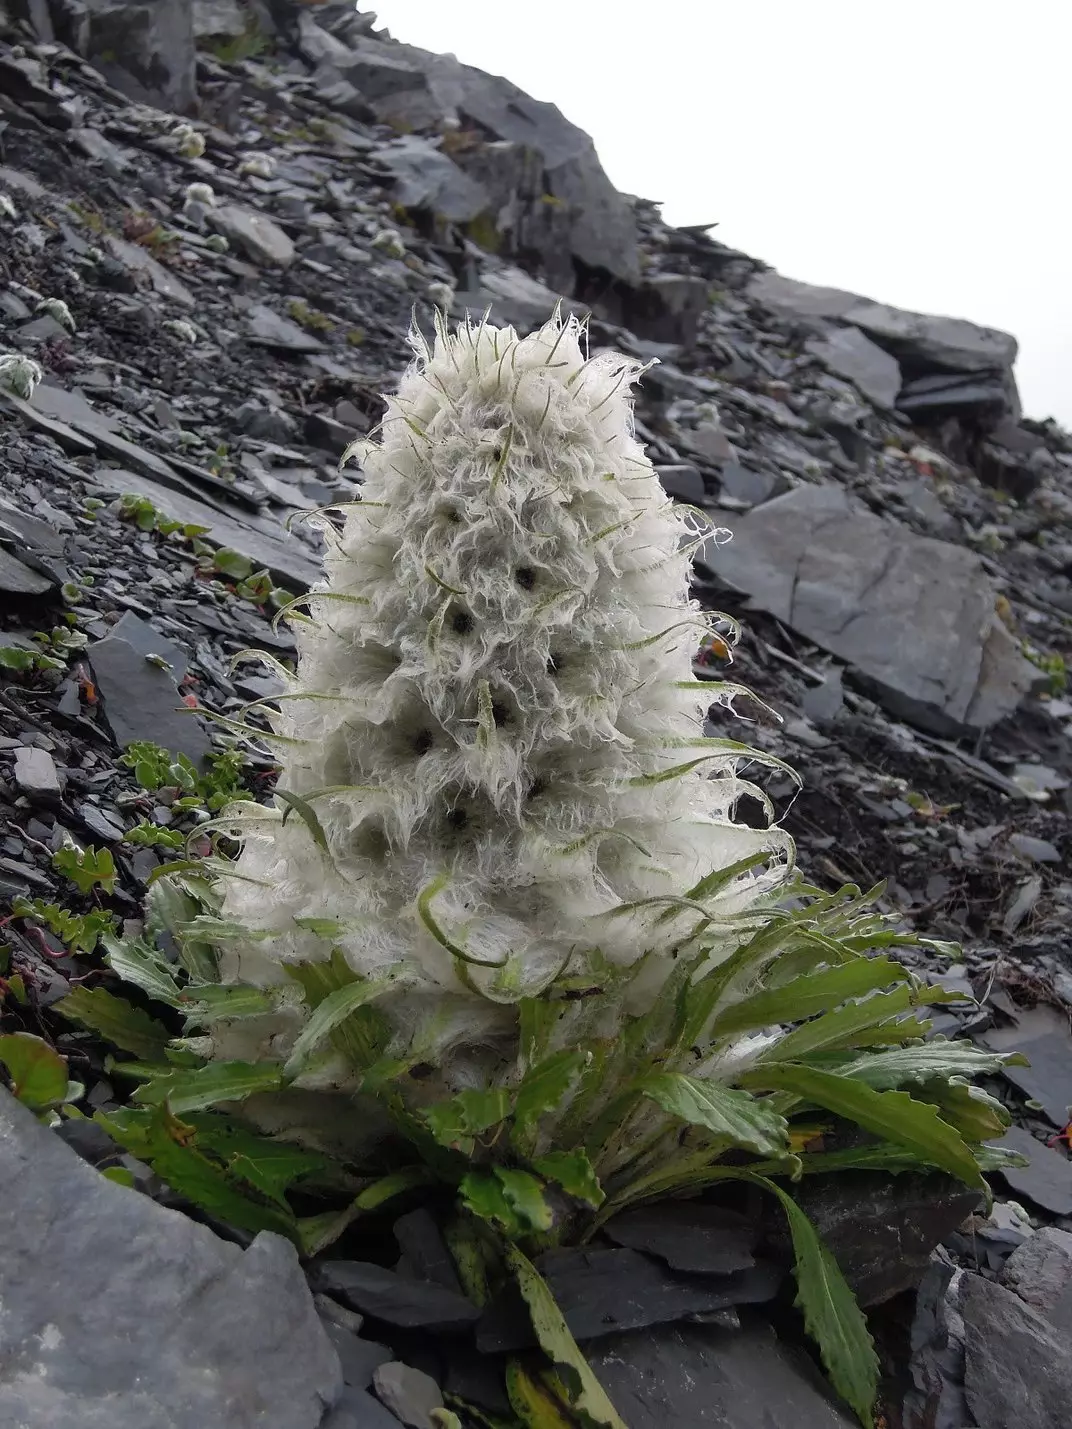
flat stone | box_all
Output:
[246,304,326,353]
[685,420,736,464]
[104,236,196,308]
[1001,1228,1072,1334]
[699,483,1034,734]
[0,545,54,594]
[393,1208,464,1293]
[586,1315,854,1428]
[623,273,710,347]
[0,1090,342,1428]
[87,469,321,592]
[996,1125,1072,1216]
[983,1007,1072,1128]
[372,1362,443,1428]
[765,1171,979,1307]
[716,461,788,509]
[107,611,189,682]
[210,205,295,267]
[375,135,490,223]
[13,746,65,800]
[88,632,213,767]
[657,464,707,504]
[959,1272,1072,1429]
[319,1323,393,1390]
[807,325,902,409]
[1009,833,1062,864]
[603,1203,757,1275]
[310,1261,480,1331]
[476,1246,782,1352]
[845,299,1018,373]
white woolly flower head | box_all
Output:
[184,181,216,207]
[238,152,275,178]
[0,353,45,400]
[426,280,455,309]
[205,233,230,254]
[0,193,17,220]
[163,319,198,344]
[208,311,795,1094]
[36,298,75,333]
[171,123,206,159]
[371,227,405,258]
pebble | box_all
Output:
[13,745,65,800]
[372,1362,444,1429]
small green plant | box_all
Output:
[0,645,65,674]
[11,899,118,954]
[287,299,335,334]
[0,1032,82,1125]
[121,741,254,813]
[207,20,269,64]
[123,821,187,850]
[52,843,117,896]
[116,492,211,540]
[1022,641,1068,695]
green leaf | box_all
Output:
[0,646,35,671]
[416,876,509,967]
[738,1062,985,1191]
[494,1167,553,1232]
[514,1050,586,1131]
[96,1105,299,1242]
[914,1078,1010,1142]
[296,1168,434,1257]
[640,1072,791,1158]
[503,1243,628,1429]
[0,1032,70,1111]
[274,788,331,854]
[423,1088,511,1151]
[282,976,394,1079]
[742,1173,877,1426]
[55,986,173,1062]
[102,934,183,1007]
[759,984,919,1063]
[287,949,393,1072]
[184,1115,330,1207]
[460,1171,527,1236]
[709,958,910,1037]
[180,983,277,1025]
[838,1041,1029,1091]
[531,1149,605,1207]
[135,1059,283,1114]
[52,843,117,895]
[213,547,253,579]
[506,1360,577,1428]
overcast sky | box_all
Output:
[371,0,1070,428]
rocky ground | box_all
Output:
[0,3,1070,1427]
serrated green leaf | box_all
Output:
[460,1171,527,1236]
[759,984,919,1063]
[503,1243,628,1429]
[838,1041,1029,1091]
[739,1062,985,1190]
[183,1115,330,1208]
[102,934,183,1008]
[274,788,331,854]
[282,976,394,1079]
[531,1150,604,1207]
[506,1360,577,1428]
[709,957,910,1037]
[52,843,117,895]
[135,1059,283,1113]
[741,1173,877,1426]
[640,1072,790,1158]
[287,948,393,1072]
[181,983,277,1025]
[514,1050,586,1130]
[214,547,254,579]
[494,1167,553,1232]
[55,986,173,1062]
[0,1032,69,1110]
[913,1078,1010,1142]
[423,1088,511,1150]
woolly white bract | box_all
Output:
[209,314,793,1090]
[0,353,44,400]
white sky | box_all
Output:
[370,0,1070,427]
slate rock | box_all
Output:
[310,1260,481,1331]
[393,1208,464,1293]
[983,1006,1072,1127]
[79,0,197,113]
[210,205,295,267]
[995,1125,1072,1216]
[585,1315,854,1428]
[13,745,65,800]
[959,1272,1072,1429]
[624,273,711,347]
[657,463,707,504]
[375,135,490,223]
[0,545,53,594]
[716,460,788,508]
[0,1089,342,1428]
[320,1385,401,1429]
[107,610,189,682]
[1001,1228,1072,1334]
[699,483,1035,734]
[105,235,196,307]
[89,632,212,767]
[807,324,902,409]
[476,1246,782,1352]
[372,1362,443,1429]
[764,1171,978,1307]
[320,1321,393,1389]
[897,368,1019,423]
[602,1202,758,1275]
[246,303,327,353]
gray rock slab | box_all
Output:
[105,235,196,307]
[311,1261,481,1331]
[0,545,54,594]
[80,0,197,113]
[375,135,490,223]
[747,271,863,321]
[699,483,1034,734]
[1001,1228,1072,1334]
[603,1203,757,1275]
[210,205,295,267]
[586,1315,855,1428]
[0,1089,342,1429]
[996,1125,1072,1215]
[320,1323,393,1390]
[983,1007,1072,1128]
[959,1272,1072,1429]
[807,324,902,408]
[88,632,213,766]
[845,299,1018,373]
[476,1246,782,1352]
[656,464,707,504]
[87,468,322,591]
[372,1362,443,1429]
[107,610,189,682]
[13,745,65,800]
[246,303,327,352]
